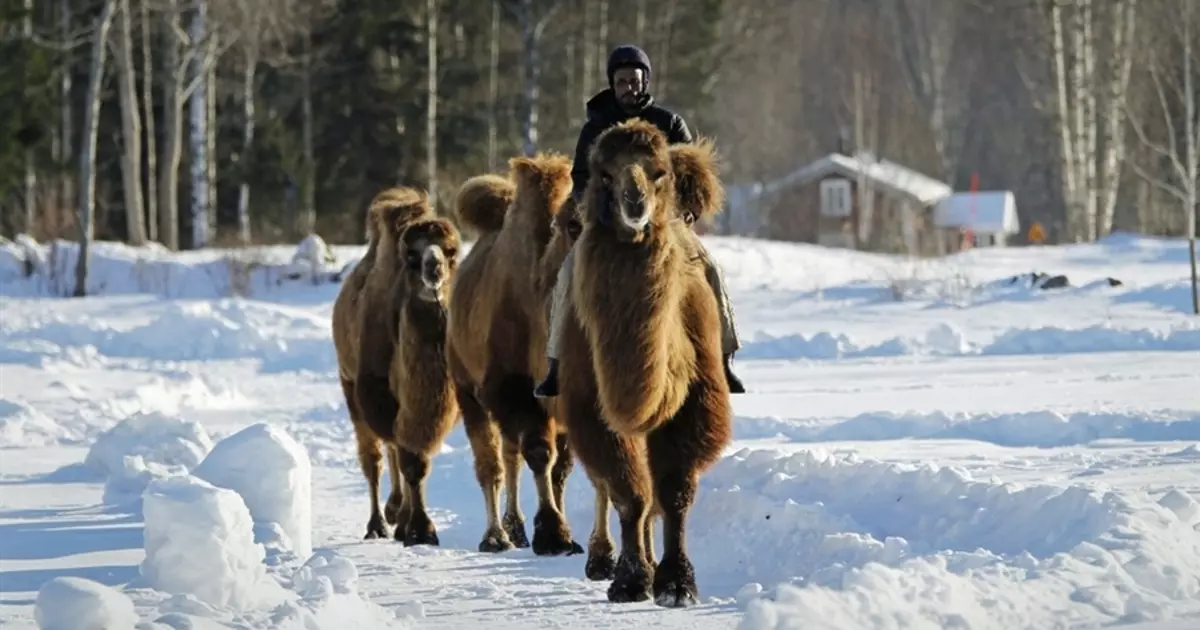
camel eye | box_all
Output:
[600,174,612,186]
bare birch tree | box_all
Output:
[1126,0,1199,314]
[113,0,148,245]
[75,0,118,297]
[1045,0,1138,242]
[157,0,224,250]
[426,0,439,204]
[141,0,159,241]
[886,0,965,182]
[514,0,562,156]
[22,0,37,233]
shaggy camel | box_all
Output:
[382,215,462,545]
[445,154,584,556]
[330,186,432,540]
[556,119,733,607]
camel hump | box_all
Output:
[508,152,573,190]
[455,174,515,235]
[669,137,726,222]
[367,186,435,244]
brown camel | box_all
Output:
[445,153,584,556]
[556,119,734,607]
[330,186,434,540]
[384,215,463,545]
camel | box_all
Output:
[445,153,584,556]
[330,186,433,540]
[556,119,734,607]
[382,215,463,545]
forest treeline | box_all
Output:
[1,0,1197,250]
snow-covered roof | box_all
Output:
[765,152,953,206]
[934,191,1020,234]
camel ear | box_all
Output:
[669,138,725,221]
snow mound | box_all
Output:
[706,449,1200,629]
[0,397,88,447]
[84,412,214,503]
[739,322,1200,360]
[6,299,335,372]
[34,576,139,630]
[193,423,313,558]
[983,324,1200,355]
[139,474,285,611]
[735,410,1200,447]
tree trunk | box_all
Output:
[426,0,439,205]
[237,50,257,245]
[23,0,36,234]
[141,0,159,242]
[60,0,74,231]
[159,0,182,250]
[520,0,540,156]
[487,0,500,171]
[206,39,218,241]
[76,0,118,297]
[1097,0,1137,237]
[114,0,148,245]
[299,34,316,235]
[1051,0,1079,243]
[189,0,210,248]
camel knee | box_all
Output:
[398,449,430,484]
[521,437,554,473]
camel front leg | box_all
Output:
[396,447,438,546]
[585,481,616,580]
[501,436,529,548]
[384,445,408,526]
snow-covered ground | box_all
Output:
[1,231,1198,629]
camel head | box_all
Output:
[398,217,461,303]
[366,186,435,249]
[585,119,726,244]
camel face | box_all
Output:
[597,157,671,244]
[400,220,460,303]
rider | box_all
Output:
[533,44,746,399]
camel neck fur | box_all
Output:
[571,222,695,435]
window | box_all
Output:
[820,178,852,218]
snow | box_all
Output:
[192,423,314,559]
[139,474,281,611]
[934,191,1020,234]
[33,577,138,630]
[1,231,1198,629]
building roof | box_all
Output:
[934,191,1020,234]
[765,152,953,206]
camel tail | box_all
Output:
[366,186,434,244]
[455,174,515,235]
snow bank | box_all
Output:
[193,423,313,558]
[739,322,1200,361]
[697,449,1200,629]
[140,474,285,611]
[4,298,336,372]
[84,412,214,504]
[734,410,1200,447]
[0,236,352,299]
[0,397,89,447]
[34,577,139,630]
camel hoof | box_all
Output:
[532,528,581,556]
[502,513,529,549]
[607,570,652,603]
[364,515,387,540]
[585,552,616,581]
[532,510,579,556]
[652,553,699,608]
[478,531,515,553]
[402,528,440,547]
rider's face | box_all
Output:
[612,67,646,107]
